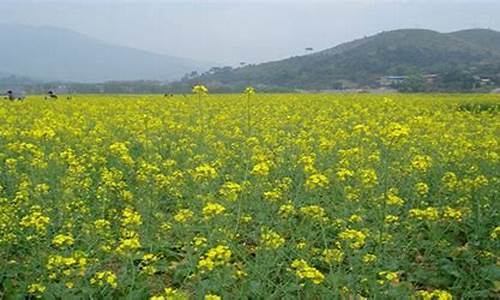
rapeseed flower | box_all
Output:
[290,259,325,284]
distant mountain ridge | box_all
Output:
[0,24,210,83]
[449,28,500,53]
[185,28,500,90]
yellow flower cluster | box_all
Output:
[47,252,87,280]
[52,233,75,248]
[244,86,256,96]
[415,182,430,196]
[490,226,500,240]
[219,181,242,201]
[140,253,160,275]
[386,189,405,206]
[338,229,367,249]
[360,169,378,187]
[299,205,328,222]
[305,173,329,190]
[290,259,325,284]
[259,228,285,249]
[278,202,296,218]
[20,206,50,233]
[409,207,439,221]
[90,271,118,289]
[205,294,222,300]
[409,207,463,222]
[192,164,218,181]
[192,84,208,95]
[109,142,134,165]
[416,289,453,300]
[122,207,143,226]
[116,234,141,255]
[251,161,270,176]
[322,248,344,264]
[362,254,377,264]
[27,283,46,296]
[150,287,188,300]
[378,271,399,284]
[412,155,433,171]
[174,209,194,223]
[0,93,497,297]
[192,235,208,250]
[197,245,232,272]
[203,202,226,219]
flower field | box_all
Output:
[0,93,499,299]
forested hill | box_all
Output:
[181,28,500,91]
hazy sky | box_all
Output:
[1,0,500,66]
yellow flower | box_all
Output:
[412,155,433,171]
[360,169,378,187]
[384,122,410,143]
[386,189,405,206]
[338,229,367,249]
[173,209,194,223]
[122,207,142,226]
[336,168,354,181]
[416,289,453,300]
[192,164,218,181]
[108,142,134,165]
[197,245,232,272]
[322,248,344,264]
[490,226,500,240]
[384,215,399,224]
[415,182,429,196]
[290,259,325,284]
[259,228,285,249]
[442,206,462,222]
[90,271,118,289]
[441,172,458,190]
[150,287,188,300]
[20,206,50,233]
[244,86,256,95]
[409,207,439,221]
[202,202,226,219]
[362,254,377,264]
[219,181,242,201]
[279,202,296,218]
[116,235,141,254]
[300,205,328,222]
[378,271,399,284]
[27,283,46,295]
[52,233,75,248]
[348,214,363,223]
[205,294,222,300]
[192,235,208,250]
[251,161,270,176]
[192,84,208,95]
[305,173,329,190]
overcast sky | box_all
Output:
[1,0,500,66]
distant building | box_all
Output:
[480,77,493,86]
[473,76,494,86]
[379,74,439,87]
[379,76,408,86]
[424,74,439,85]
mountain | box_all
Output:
[0,24,210,83]
[449,28,500,53]
[184,28,500,90]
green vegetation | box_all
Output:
[181,29,500,92]
[0,93,499,299]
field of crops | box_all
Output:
[0,93,499,299]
